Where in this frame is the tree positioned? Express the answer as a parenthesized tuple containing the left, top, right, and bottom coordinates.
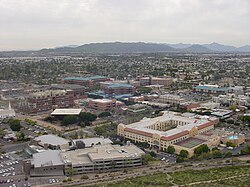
(8, 119, 21, 131)
(194, 144, 210, 156)
(44, 116, 56, 123)
(176, 156, 185, 163)
(142, 154, 155, 165)
(179, 150, 189, 158)
(229, 105, 237, 111)
(137, 87, 152, 94)
(240, 144, 250, 155)
(62, 116, 78, 126)
(149, 151, 157, 158)
(167, 145, 175, 154)
(79, 112, 97, 125)
(16, 132, 25, 141)
(212, 150, 223, 158)
(226, 142, 236, 148)
(98, 111, 112, 118)
(65, 168, 77, 176)
(224, 151, 233, 158)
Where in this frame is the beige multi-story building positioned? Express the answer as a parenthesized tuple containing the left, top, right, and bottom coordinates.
(139, 76, 173, 87)
(23, 143, 145, 176)
(151, 77, 173, 87)
(118, 111, 219, 156)
(88, 99, 123, 111)
(158, 94, 185, 105)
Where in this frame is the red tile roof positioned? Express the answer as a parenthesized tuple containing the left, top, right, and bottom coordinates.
(125, 128, 153, 137)
(198, 121, 214, 130)
(161, 130, 189, 141)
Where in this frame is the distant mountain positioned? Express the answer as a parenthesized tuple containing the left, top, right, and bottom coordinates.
(54, 45, 79, 49)
(167, 43, 192, 49)
(4, 42, 249, 55)
(73, 42, 177, 53)
(203, 42, 237, 52)
(181, 44, 213, 53)
(237, 45, 250, 52)
(40, 42, 177, 53)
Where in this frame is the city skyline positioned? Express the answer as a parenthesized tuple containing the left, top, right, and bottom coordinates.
(0, 0, 249, 50)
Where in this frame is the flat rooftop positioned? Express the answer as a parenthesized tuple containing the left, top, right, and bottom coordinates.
(35, 134, 70, 146)
(106, 83, 133, 88)
(61, 144, 144, 165)
(32, 150, 63, 167)
(90, 99, 114, 103)
(51, 108, 82, 115)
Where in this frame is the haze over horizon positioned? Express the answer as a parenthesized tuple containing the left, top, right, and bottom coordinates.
(0, 0, 249, 51)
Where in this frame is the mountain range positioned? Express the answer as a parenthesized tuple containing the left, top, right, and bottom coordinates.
(40, 42, 250, 53)
(2, 42, 250, 55)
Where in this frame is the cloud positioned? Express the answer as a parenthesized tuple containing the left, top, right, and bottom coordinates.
(0, 0, 249, 50)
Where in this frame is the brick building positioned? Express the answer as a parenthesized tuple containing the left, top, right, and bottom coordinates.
(103, 83, 136, 96)
(27, 90, 74, 113)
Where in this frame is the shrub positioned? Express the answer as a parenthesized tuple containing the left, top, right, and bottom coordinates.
(81, 175, 89, 180)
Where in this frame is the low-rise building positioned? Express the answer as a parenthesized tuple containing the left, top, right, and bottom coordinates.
(151, 77, 173, 87)
(194, 84, 230, 94)
(139, 76, 173, 87)
(158, 94, 185, 105)
(88, 99, 123, 111)
(51, 108, 82, 118)
(51, 84, 87, 99)
(180, 102, 200, 110)
(211, 109, 232, 119)
(33, 134, 71, 150)
(103, 83, 136, 96)
(23, 150, 65, 177)
(118, 111, 219, 156)
(212, 94, 250, 107)
(24, 143, 145, 176)
(62, 143, 144, 175)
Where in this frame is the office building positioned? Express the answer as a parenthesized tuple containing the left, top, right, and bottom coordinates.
(27, 90, 74, 113)
(24, 143, 145, 176)
(88, 99, 123, 111)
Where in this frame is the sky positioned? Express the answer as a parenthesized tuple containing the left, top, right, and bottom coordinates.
(0, 0, 249, 51)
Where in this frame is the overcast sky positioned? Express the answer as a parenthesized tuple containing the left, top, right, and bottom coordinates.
(0, 0, 249, 50)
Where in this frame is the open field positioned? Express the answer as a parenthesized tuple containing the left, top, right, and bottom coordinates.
(86, 165, 250, 187)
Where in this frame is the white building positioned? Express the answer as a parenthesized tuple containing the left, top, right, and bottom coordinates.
(0, 101, 15, 119)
